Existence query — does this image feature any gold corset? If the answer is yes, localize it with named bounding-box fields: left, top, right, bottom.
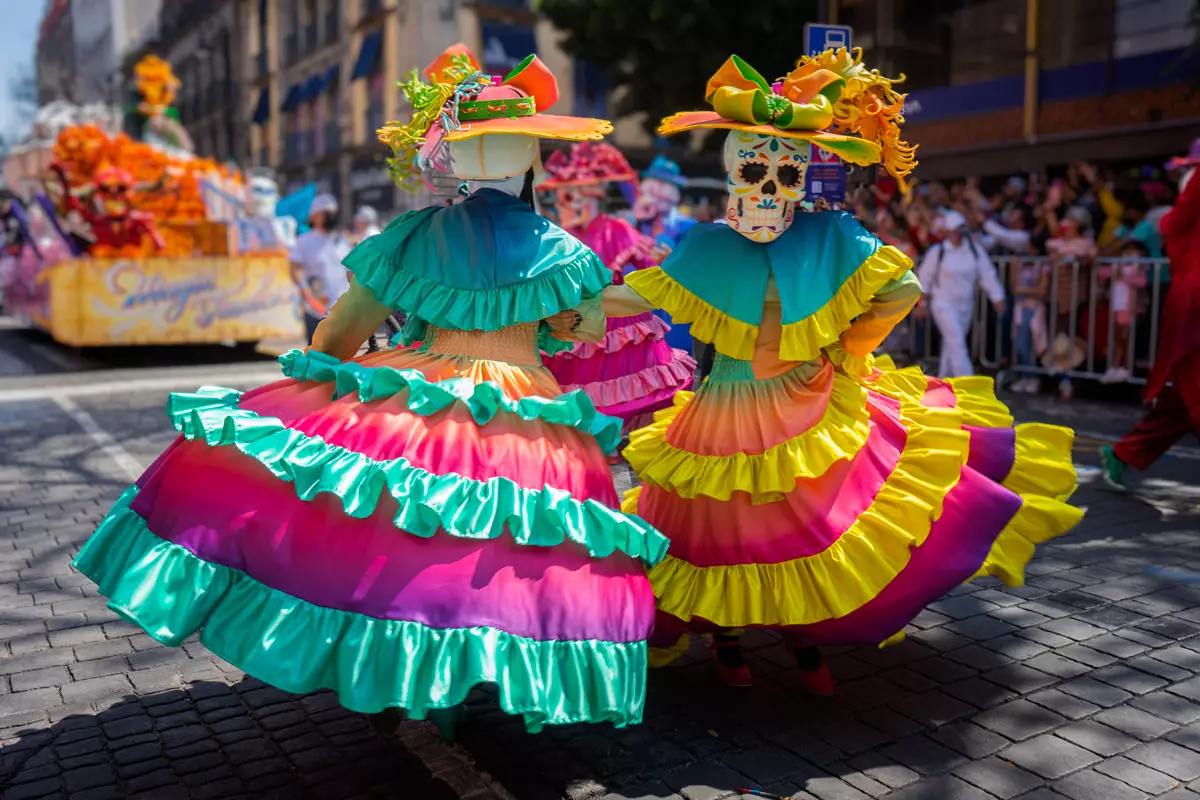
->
left=423, top=322, right=543, bottom=366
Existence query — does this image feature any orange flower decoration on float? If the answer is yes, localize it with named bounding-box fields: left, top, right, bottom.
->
left=52, top=124, right=109, bottom=182
left=134, top=55, right=181, bottom=117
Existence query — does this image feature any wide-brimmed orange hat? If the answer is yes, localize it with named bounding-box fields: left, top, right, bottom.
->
left=659, top=48, right=917, bottom=184
left=380, top=44, right=612, bottom=189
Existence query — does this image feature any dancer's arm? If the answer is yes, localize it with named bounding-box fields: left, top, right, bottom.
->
left=310, top=278, right=393, bottom=360
left=839, top=270, right=922, bottom=357
left=600, top=283, right=656, bottom=316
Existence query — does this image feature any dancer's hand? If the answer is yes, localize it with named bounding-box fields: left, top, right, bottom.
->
left=546, top=309, right=583, bottom=332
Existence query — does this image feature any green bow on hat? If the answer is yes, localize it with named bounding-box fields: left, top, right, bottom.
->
left=704, top=55, right=844, bottom=132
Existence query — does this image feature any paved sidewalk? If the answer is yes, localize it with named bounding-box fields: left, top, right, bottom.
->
left=456, top=433, right=1200, bottom=800
left=0, top=395, right=509, bottom=800
left=3, top=382, right=1200, bottom=800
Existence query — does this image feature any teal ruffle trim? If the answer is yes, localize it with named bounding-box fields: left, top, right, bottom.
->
left=538, top=324, right=578, bottom=357
left=73, top=487, right=647, bottom=732
left=278, top=349, right=622, bottom=453
left=345, top=234, right=612, bottom=334
left=167, top=388, right=668, bottom=566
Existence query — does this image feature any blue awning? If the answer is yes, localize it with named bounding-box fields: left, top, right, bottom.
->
left=319, top=64, right=339, bottom=94
left=352, top=30, right=383, bottom=80
left=251, top=87, right=270, bottom=125
left=280, top=83, right=302, bottom=112
left=302, top=75, right=322, bottom=100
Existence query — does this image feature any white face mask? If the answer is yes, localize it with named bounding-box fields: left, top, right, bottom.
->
left=723, top=130, right=808, bottom=243
left=1182, top=168, right=1196, bottom=194
left=249, top=177, right=280, bottom=217
left=633, top=178, right=680, bottom=222
left=555, top=186, right=602, bottom=230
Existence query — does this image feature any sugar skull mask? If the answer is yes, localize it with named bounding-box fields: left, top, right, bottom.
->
left=724, top=130, right=808, bottom=243
left=633, top=177, right=681, bottom=222
left=249, top=175, right=281, bottom=218
left=555, top=185, right=603, bottom=230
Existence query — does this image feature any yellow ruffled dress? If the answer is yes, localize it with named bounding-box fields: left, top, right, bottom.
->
left=608, top=210, right=1083, bottom=653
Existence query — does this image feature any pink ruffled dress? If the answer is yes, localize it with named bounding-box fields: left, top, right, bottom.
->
left=546, top=214, right=695, bottom=430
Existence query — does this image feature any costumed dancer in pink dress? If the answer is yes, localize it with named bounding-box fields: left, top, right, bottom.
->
left=541, top=142, right=695, bottom=433
left=70, top=44, right=667, bottom=739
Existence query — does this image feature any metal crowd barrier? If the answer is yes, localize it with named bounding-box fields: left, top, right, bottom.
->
left=880, top=255, right=1169, bottom=385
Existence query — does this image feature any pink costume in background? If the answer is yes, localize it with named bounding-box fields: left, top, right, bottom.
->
left=540, top=142, right=695, bottom=430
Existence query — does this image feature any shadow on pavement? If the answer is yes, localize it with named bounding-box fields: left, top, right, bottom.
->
left=456, top=476, right=1200, bottom=800
left=0, top=679, right=466, bottom=800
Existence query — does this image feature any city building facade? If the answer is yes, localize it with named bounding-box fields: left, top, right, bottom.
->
left=72, top=0, right=121, bottom=104
left=37, top=0, right=76, bottom=106
left=837, top=0, right=1200, bottom=177
left=157, top=0, right=245, bottom=164
left=242, top=0, right=611, bottom=220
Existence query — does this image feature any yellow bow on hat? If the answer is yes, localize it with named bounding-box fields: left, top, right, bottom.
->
left=704, top=55, right=845, bottom=132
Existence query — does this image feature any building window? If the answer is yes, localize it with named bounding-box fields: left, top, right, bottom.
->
left=949, top=0, right=1027, bottom=85
left=326, top=89, right=340, bottom=152
left=842, top=0, right=1028, bottom=91
left=367, top=71, right=384, bottom=140
left=284, top=109, right=299, bottom=163
left=1040, top=0, right=1115, bottom=69
left=1115, top=0, right=1194, bottom=57
left=297, top=103, right=310, bottom=159
left=324, top=0, right=340, bottom=45
left=304, top=0, right=318, bottom=52
left=258, top=0, right=269, bottom=63
left=314, top=94, right=326, bottom=156
left=284, top=0, right=300, bottom=63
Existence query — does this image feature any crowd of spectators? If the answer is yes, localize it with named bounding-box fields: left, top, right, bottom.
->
left=847, top=161, right=1180, bottom=390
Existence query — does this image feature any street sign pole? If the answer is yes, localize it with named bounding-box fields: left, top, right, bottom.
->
left=802, top=23, right=853, bottom=204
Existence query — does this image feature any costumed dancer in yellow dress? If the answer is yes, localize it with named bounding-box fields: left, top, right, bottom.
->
left=591, top=49, right=1084, bottom=692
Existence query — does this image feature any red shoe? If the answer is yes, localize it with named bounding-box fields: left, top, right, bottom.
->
left=709, top=639, right=753, bottom=687
left=799, top=663, right=835, bottom=696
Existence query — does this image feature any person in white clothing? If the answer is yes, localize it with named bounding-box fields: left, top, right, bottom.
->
left=289, top=193, right=352, bottom=344
left=353, top=205, right=382, bottom=243
left=917, top=210, right=1007, bottom=377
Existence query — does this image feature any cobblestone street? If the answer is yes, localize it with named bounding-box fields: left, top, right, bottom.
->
left=2, top=366, right=1200, bottom=800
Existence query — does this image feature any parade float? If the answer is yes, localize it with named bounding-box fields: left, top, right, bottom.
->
left=0, top=56, right=302, bottom=347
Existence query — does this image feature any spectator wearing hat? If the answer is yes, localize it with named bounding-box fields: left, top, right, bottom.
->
left=288, top=193, right=352, bottom=343
left=632, top=154, right=697, bottom=354
left=917, top=209, right=1006, bottom=377
left=352, top=205, right=381, bottom=243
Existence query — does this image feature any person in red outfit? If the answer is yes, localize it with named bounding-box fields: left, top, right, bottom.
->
left=1102, top=139, right=1200, bottom=489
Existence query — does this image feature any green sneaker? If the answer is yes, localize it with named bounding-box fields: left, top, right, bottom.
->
left=1100, top=445, right=1128, bottom=492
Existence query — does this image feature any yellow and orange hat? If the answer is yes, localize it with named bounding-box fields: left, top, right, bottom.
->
left=659, top=48, right=917, bottom=187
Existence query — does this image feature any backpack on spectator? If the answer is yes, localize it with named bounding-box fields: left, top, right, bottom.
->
left=924, top=237, right=990, bottom=294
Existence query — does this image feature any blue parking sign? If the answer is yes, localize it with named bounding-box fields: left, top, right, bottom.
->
left=803, top=23, right=852, bottom=55
left=802, top=24, right=852, bottom=203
